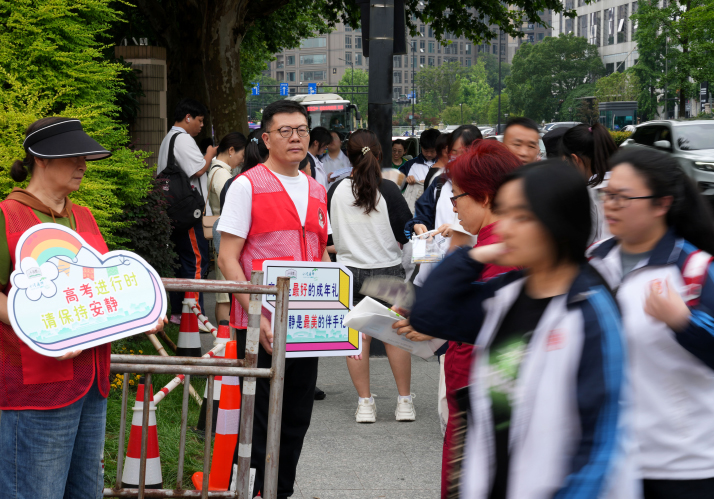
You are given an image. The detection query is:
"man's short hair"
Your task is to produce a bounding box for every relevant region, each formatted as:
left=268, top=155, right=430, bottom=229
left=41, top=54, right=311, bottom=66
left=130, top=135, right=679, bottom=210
left=419, top=129, right=441, bottom=150
left=173, top=98, right=208, bottom=123
left=310, top=127, right=333, bottom=149
left=504, top=117, right=540, bottom=136
left=261, top=100, right=308, bottom=132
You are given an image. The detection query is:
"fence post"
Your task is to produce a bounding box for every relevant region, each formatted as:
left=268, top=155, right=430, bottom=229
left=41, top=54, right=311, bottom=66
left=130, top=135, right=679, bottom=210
left=236, top=271, right=264, bottom=499
left=262, top=276, right=290, bottom=499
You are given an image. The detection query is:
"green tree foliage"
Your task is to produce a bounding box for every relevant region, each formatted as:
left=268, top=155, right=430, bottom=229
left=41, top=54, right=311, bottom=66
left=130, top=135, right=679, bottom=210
left=441, top=104, right=473, bottom=125
left=0, top=0, right=154, bottom=250
left=595, top=71, right=640, bottom=102
left=560, top=83, right=596, bottom=121
left=415, top=62, right=467, bottom=115
left=487, top=94, right=512, bottom=124
left=633, top=0, right=714, bottom=117
left=506, top=34, right=605, bottom=122
left=478, top=53, right=512, bottom=92
left=336, top=68, right=370, bottom=120
left=459, top=61, right=494, bottom=122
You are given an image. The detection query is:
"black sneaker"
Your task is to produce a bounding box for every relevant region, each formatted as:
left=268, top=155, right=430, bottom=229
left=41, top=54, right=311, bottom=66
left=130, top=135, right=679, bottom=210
left=314, top=387, right=326, bottom=400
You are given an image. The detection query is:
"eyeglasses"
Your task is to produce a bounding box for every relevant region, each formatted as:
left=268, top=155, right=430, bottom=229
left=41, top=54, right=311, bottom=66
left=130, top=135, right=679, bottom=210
left=598, top=190, right=656, bottom=208
left=267, top=126, right=310, bottom=138
left=450, top=192, right=469, bottom=208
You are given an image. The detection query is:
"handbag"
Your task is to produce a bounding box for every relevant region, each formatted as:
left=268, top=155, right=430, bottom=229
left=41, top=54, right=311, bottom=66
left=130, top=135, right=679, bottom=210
left=202, top=164, right=222, bottom=240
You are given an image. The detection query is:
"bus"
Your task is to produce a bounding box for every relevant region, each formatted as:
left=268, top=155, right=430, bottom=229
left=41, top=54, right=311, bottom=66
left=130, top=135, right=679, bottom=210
left=286, top=93, right=361, bottom=134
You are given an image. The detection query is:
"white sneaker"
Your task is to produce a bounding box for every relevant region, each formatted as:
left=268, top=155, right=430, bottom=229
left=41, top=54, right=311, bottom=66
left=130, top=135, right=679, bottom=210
left=355, top=397, right=377, bottom=423
left=395, top=394, right=416, bottom=421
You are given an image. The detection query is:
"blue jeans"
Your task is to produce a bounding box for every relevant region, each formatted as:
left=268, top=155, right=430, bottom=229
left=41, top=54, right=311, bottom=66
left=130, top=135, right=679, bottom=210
left=0, top=379, right=107, bottom=499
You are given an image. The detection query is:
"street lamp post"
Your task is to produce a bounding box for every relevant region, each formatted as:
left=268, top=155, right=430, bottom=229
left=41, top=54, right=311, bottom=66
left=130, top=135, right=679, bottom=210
left=460, top=103, right=463, bottom=124
left=497, top=29, right=502, bottom=133
left=411, top=40, right=416, bottom=136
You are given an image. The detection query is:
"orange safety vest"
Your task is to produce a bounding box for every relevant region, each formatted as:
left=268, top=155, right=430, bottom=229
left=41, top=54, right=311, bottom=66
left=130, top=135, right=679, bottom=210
left=0, top=200, right=111, bottom=410
left=230, top=164, right=328, bottom=329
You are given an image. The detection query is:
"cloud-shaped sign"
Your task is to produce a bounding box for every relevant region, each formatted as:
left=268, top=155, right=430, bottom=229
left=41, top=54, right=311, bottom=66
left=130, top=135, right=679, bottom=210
left=12, top=257, right=59, bottom=301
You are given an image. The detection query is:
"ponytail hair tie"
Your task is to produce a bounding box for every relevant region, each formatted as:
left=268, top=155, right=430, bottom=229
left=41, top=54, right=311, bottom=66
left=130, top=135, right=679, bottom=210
left=251, top=137, right=259, bottom=144
left=362, top=146, right=370, bottom=155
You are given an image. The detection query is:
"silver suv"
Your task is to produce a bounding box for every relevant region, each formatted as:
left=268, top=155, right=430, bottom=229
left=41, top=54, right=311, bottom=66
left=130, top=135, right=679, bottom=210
left=620, top=120, right=714, bottom=195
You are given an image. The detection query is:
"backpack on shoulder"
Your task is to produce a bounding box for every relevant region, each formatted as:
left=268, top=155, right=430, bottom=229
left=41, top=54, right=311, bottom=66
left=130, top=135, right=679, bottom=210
left=157, top=133, right=205, bottom=232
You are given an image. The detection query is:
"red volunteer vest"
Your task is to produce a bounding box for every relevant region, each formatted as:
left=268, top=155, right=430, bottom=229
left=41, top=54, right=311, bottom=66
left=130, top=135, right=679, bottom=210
left=0, top=200, right=111, bottom=410
left=230, top=165, right=329, bottom=328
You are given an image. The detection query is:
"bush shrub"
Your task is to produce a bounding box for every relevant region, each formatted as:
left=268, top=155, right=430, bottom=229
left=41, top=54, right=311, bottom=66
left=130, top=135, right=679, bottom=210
left=610, top=131, right=633, bottom=147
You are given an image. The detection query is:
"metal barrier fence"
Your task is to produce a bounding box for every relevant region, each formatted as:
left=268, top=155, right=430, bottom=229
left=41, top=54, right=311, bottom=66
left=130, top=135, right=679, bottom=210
left=103, top=271, right=290, bottom=499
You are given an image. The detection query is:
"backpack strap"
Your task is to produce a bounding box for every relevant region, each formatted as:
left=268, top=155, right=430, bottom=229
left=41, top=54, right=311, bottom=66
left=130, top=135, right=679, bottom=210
left=682, top=249, right=713, bottom=307
left=434, top=175, right=446, bottom=205
left=165, top=131, right=182, bottom=173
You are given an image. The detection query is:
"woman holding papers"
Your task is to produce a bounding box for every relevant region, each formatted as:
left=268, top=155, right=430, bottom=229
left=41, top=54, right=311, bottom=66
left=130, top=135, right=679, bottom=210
left=400, top=161, right=638, bottom=499
left=327, top=129, right=414, bottom=423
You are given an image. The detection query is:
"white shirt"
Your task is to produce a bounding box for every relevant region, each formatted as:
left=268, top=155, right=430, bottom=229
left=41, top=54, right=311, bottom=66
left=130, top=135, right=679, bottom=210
left=217, top=167, right=331, bottom=239
left=309, top=152, right=329, bottom=192
left=409, top=162, right=430, bottom=182
left=157, top=126, right=209, bottom=213
left=330, top=179, right=402, bottom=269
left=321, top=150, right=351, bottom=176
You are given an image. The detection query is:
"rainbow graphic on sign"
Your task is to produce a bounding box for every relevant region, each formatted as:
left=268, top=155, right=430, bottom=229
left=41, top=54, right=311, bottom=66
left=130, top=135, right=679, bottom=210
left=21, top=227, right=83, bottom=264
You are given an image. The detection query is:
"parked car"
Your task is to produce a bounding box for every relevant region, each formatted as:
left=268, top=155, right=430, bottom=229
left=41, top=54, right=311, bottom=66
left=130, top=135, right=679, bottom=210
left=622, top=125, right=637, bottom=132
left=547, top=121, right=582, bottom=131
left=620, top=120, right=714, bottom=195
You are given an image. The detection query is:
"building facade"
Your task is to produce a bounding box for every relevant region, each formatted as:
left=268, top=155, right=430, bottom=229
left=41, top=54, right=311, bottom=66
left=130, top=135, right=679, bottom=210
left=552, top=0, right=639, bottom=73
left=265, top=11, right=553, bottom=100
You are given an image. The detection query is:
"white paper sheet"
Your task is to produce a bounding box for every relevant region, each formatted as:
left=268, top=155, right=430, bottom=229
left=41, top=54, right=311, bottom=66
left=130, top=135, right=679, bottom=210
left=343, top=297, right=446, bottom=359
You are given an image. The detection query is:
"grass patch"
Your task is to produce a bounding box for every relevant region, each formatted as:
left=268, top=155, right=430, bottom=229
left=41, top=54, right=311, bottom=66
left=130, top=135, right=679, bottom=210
left=104, top=322, right=210, bottom=489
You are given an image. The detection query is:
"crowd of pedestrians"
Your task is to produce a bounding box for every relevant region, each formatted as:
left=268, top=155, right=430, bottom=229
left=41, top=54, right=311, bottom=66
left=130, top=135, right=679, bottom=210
left=3, top=98, right=714, bottom=499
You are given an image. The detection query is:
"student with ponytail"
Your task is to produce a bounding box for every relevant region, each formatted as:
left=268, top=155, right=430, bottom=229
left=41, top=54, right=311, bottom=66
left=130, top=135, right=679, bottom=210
left=219, top=129, right=268, bottom=211
left=589, top=148, right=714, bottom=498
left=326, top=129, right=415, bottom=423
left=560, top=122, right=618, bottom=242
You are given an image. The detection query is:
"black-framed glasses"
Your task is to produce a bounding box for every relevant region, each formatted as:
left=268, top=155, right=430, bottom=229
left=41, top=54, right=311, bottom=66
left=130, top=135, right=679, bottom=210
left=267, top=126, right=310, bottom=138
left=599, top=190, right=656, bottom=208
left=450, top=192, right=469, bottom=208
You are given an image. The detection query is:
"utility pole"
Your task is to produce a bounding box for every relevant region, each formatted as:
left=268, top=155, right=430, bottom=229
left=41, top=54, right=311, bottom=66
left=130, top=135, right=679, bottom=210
left=411, top=40, right=416, bottom=136
left=368, top=0, right=395, bottom=169
left=497, top=30, right=502, bottom=131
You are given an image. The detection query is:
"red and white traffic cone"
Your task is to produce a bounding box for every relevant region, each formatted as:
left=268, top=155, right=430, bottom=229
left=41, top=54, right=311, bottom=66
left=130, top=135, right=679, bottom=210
left=192, top=340, right=242, bottom=491
left=176, top=293, right=201, bottom=357
left=196, top=320, right=231, bottom=434
left=122, top=378, right=163, bottom=489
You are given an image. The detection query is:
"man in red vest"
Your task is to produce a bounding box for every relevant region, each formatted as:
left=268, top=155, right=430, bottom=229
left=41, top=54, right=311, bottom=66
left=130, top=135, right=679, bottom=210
left=218, top=100, right=331, bottom=498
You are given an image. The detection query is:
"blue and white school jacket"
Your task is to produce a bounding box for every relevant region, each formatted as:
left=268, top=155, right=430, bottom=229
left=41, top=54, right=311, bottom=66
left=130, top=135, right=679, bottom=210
left=411, top=248, right=640, bottom=499
left=589, top=230, right=714, bottom=480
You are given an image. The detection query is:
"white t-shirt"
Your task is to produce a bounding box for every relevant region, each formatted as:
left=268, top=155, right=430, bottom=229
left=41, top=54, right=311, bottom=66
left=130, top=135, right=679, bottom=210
left=157, top=126, right=210, bottom=213
left=409, top=163, right=430, bottom=182
left=217, top=168, right=332, bottom=239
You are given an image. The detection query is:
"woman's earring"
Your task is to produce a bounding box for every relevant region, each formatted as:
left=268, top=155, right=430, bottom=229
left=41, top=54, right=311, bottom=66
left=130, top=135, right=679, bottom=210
left=230, top=154, right=232, bottom=158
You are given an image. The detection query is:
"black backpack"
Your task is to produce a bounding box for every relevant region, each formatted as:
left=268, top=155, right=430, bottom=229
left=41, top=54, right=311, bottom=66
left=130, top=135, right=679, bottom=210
left=156, top=132, right=205, bottom=232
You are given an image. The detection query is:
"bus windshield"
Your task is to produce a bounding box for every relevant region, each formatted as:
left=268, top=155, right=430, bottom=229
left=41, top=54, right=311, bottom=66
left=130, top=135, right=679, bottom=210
left=305, top=103, right=353, bottom=133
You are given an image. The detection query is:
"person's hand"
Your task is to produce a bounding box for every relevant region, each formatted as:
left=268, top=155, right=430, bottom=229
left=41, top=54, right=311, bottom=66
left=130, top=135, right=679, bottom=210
left=207, top=145, right=219, bottom=159
left=644, top=278, right=691, bottom=332
left=413, top=224, right=428, bottom=236
left=434, top=223, right=453, bottom=238
left=57, top=350, right=82, bottom=361
left=145, top=316, right=168, bottom=336
left=259, top=315, right=274, bottom=354
left=327, top=172, right=335, bottom=182
left=406, top=175, right=416, bottom=185
left=348, top=333, right=368, bottom=360
left=469, top=243, right=507, bottom=264
left=392, top=318, right=433, bottom=342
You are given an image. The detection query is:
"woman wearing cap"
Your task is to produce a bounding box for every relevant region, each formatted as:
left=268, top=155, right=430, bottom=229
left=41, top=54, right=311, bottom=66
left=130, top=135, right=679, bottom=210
left=0, top=117, right=165, bottom=499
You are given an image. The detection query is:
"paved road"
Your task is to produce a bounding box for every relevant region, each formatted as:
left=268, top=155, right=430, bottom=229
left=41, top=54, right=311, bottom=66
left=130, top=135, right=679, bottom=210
left=199, top=284, right=443, bottom=499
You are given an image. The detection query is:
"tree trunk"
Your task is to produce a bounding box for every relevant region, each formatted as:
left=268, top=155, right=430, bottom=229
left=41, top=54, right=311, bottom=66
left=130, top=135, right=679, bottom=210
left=203, top=0, right=251, bottom=138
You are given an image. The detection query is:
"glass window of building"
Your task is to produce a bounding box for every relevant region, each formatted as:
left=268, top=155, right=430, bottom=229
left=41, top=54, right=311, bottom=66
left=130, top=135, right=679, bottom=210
left=356, top=37, right=362, bottom=49
left=420, top=25, right=425, bottom=35
left=465, top=58, right=471, bottom=67
left=300, top=54, right=327, bottom=65
left=276, top=71, right=284, bottom=80
left=276, top=56, right=284, bottom=68
left=300, top=71, right=326, bottom=81
left=617, top=4, right=628, bottom=43
left=287, top=55, right=295, bottom=66
left=393, top=87, right=402, bottom=99
left=438, top=56, right=442, bottom=65
left=300, top=37, right=327, bottom=49
left=428, top=56, right=435, bottom=66
left=538, top=32, right=545, bottom=41
left=578, top=15, right=587, bottom=38
left=465, top=43, right=472, bottom=55
left=345, top=36, right=352, bottom=49
left=287, top=72, right=296, bottom=82
left=589, top=11, right=601, bottom=46
left=355, top=26, right=362, bottom=32
left=346, top=52, right=352, bottom=63
left=428, top=26, right=434, bottom=37
left=393, top=55, right=402, bottom=68
left=420, top=40, right=425, bottom=50
left=428, top=41, right=435, bottom=53
left=394, top=71, right=402, bottom=83
left=420, top=55, right=425, bottom=65
left=606, top=8, right=615, bottom=45
left=355, top=53, right=363, bottom=65
left=631, top=2, right=638, bottom=37
left=493, top=44, right=497, bottom=54
left=345, top=25, right=352, bottom=32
